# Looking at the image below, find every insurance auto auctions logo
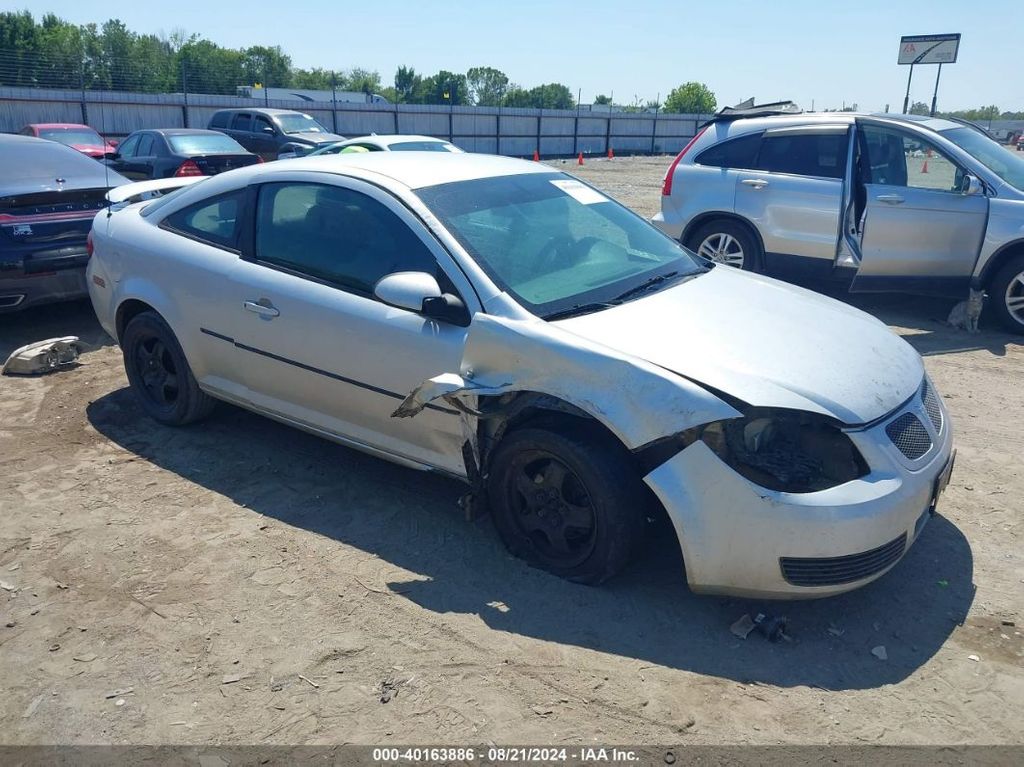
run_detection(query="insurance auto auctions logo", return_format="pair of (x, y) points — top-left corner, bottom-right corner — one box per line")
(11, 224), (33, 236)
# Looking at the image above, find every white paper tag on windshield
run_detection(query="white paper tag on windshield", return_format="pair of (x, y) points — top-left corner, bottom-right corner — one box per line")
(550, 178), (608, 205)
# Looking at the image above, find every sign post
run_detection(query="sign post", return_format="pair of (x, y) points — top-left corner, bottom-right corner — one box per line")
(898, 34), (960, 115)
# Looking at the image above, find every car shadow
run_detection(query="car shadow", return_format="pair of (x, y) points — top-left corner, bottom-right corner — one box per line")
(87, 387), (975, 691)
(0, 299), (114, 361)
(796, 281), (1021, 358)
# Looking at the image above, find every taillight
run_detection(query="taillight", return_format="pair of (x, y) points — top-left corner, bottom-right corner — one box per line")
(256, 156), (265, 164)
(174, 159), (203, 177)
(662, 125), (708, 196)
(86, 230), (94, 258)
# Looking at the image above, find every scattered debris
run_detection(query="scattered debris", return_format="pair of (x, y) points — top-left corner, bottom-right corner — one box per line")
(115, 698), (126, 707)
(531, 705), (554, 717)
(730, 614), (756, 639)
(298, 674), (319, 689)
(0, 580), (18, 592)
(8, 563), (21, 571)
(270, 682), (283, 692)
(73, 653), (97, 662)
(22, 694), (44, 719)
(1002, 620), (1015, 627)
(105, 687), (134, 699)
(5, 621), (15, 628)
(871, 645), (888, 661)
(48, 643), (60, 652)
(2, 337), (83, 376)
(55, 582), (68, 590)
(752, 613), (789, 642)
(379, 678), (402, 704)
(967, 654), (980, 662)
(222, 674), (244, 685)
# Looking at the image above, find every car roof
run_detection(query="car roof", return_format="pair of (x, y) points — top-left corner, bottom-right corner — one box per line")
(343, 134), (450, 148)
(26, 123), (98, 130)
(215, 107), (309, 116)
(273, 152), (553, 189)
(714, 110), (963, 135)
(139, 128), (231, 137)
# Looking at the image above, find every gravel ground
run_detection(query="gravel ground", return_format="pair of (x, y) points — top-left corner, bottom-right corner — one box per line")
(1, 156), (1021, 747)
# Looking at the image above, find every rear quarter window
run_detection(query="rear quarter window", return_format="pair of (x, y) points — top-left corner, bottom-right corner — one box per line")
(695, 133), (762, 170)
(209, 112), (230, 129)
(162, 191), (245, 251)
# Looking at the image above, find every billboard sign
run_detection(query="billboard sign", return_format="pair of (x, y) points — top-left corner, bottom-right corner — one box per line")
(898, 34), (961, 65)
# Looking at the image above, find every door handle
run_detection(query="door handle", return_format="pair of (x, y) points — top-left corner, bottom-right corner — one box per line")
(876, 194), (905, 205)
(243, 300), (280, 318)
(741, 179), (769, 189)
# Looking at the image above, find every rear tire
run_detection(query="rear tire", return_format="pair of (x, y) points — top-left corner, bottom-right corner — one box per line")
(686, 219), (761, 272)
(121, 311), (216, 425)
(487, 422), (648, 584)
(989, 254), (1024, 334)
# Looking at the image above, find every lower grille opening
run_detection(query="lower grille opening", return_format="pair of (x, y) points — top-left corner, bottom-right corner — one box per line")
(780, 533), (907, 587)
(0, 294), (26, 308)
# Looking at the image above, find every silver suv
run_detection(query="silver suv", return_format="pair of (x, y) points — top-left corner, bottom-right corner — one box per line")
(652, 107), (1024, 333)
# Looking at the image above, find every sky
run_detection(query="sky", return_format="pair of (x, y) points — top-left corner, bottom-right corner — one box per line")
(13, 0), (1022, 111)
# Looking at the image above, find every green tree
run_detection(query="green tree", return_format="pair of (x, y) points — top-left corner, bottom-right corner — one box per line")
(593, 94), (612, 105)
(179, 38), (245, 94)
(394, 65), (420, 103)
(242, 45), (291, 88)
(415, 70), (468, 105)
(908, 101), (930, 116)
(466, 65), (508, 106)
(339, 67), (381, 94)
(502, 85), (532, 108)
(663, 82), (716, 114)
(291, 67), (333, 90)
(527, 82), (574, 109)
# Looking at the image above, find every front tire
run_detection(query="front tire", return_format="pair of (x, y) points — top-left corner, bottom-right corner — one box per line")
(686, 219), (761, 272)
(487, 423), (648, 584)
(989, 254), (1024, 334)
(121, 311), (216, 425)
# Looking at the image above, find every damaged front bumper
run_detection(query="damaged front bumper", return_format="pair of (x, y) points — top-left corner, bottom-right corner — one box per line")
(644, 406), (954, 599)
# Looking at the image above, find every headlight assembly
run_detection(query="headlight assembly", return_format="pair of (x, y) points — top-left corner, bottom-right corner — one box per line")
(640, 408), (868, 493)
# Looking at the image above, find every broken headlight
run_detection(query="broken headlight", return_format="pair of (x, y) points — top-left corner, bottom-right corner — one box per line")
(697, 409), (868, 492)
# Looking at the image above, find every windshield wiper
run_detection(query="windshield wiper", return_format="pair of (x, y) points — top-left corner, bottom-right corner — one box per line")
(610, 271), (682, 303)
(543, 302), (617, 321)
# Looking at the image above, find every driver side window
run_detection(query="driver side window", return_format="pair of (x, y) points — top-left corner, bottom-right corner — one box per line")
(117, 134), (140, 158)
(861, 126), (964, 193)
(254, 182), (441, 297)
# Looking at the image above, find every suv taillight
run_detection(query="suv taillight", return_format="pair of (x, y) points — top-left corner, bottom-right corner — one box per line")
(174, 159), (203, 177)
(662, 125), (708, 196)
(86, 230), (94, 258)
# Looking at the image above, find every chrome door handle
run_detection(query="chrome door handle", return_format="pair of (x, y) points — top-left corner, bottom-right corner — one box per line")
(741, 179), (769, 189)
(243, 300), (280, 318)
(876, 194), (905, 204)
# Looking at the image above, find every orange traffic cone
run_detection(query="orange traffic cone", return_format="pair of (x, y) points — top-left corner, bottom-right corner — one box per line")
(533, 149), (540, 162)
(607, 146), (614, 159)
(578, 152), (584, 165)
(921, 160), (929, 173)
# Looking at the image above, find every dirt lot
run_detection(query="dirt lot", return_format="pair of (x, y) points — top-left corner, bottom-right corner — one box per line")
(2, 156), (1022, 747)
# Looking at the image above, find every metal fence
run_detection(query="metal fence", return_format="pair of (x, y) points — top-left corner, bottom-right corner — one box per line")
(0, 84), (704, 157)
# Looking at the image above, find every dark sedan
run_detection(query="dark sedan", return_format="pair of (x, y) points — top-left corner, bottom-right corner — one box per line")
(104, 129), (261, 180)
(1, 134), (127, 313)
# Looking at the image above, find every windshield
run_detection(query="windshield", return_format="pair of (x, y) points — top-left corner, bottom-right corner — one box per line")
(390, 141), (458, 152)
(418, 173), (706, 317)
(275, 114), (328, 135)
(40, 128), (103, 146)
(941, 126), (1024, 191)
(168, 134), (246, 155)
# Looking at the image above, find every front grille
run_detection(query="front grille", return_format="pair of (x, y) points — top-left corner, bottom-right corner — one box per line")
(886, 412), (932, 460)
(921, 379), (943, 433)
(780, 533), (907, 587)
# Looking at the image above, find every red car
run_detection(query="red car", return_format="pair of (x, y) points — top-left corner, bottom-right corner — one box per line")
(18, 123), (118, 160)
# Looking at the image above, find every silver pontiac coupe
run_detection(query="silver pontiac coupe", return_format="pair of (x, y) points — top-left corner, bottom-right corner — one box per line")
(88, 153), (954, 598)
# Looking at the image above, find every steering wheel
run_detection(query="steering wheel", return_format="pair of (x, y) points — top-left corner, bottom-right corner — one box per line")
(535, 236), (601, 274)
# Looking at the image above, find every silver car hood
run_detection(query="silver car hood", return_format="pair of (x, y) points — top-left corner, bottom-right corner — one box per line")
(553, 267), (924, 425)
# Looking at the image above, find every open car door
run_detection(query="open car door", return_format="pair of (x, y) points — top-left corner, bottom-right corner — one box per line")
(851, 120), (987, 296)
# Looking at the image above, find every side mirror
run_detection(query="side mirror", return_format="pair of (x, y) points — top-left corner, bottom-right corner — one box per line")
(962, 174), (983, 196)
(104, 152), (120, 161)
(262, 126), (275, 135)
(374, 271), (469, 326)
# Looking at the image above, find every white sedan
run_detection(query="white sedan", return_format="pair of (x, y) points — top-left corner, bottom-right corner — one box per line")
(280, 134), (462, 159)
(87, 153), (955, 598)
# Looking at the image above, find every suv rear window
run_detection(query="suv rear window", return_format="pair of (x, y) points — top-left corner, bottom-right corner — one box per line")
(209, 112), (230, 129)
(695, 133), (761, 170)
(756, 132), (848, 179)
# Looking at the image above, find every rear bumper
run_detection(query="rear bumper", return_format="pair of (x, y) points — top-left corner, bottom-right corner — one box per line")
(643, 399), (955, 599)
(0, 266), (89, 313)
(650, 210), (684, 241)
